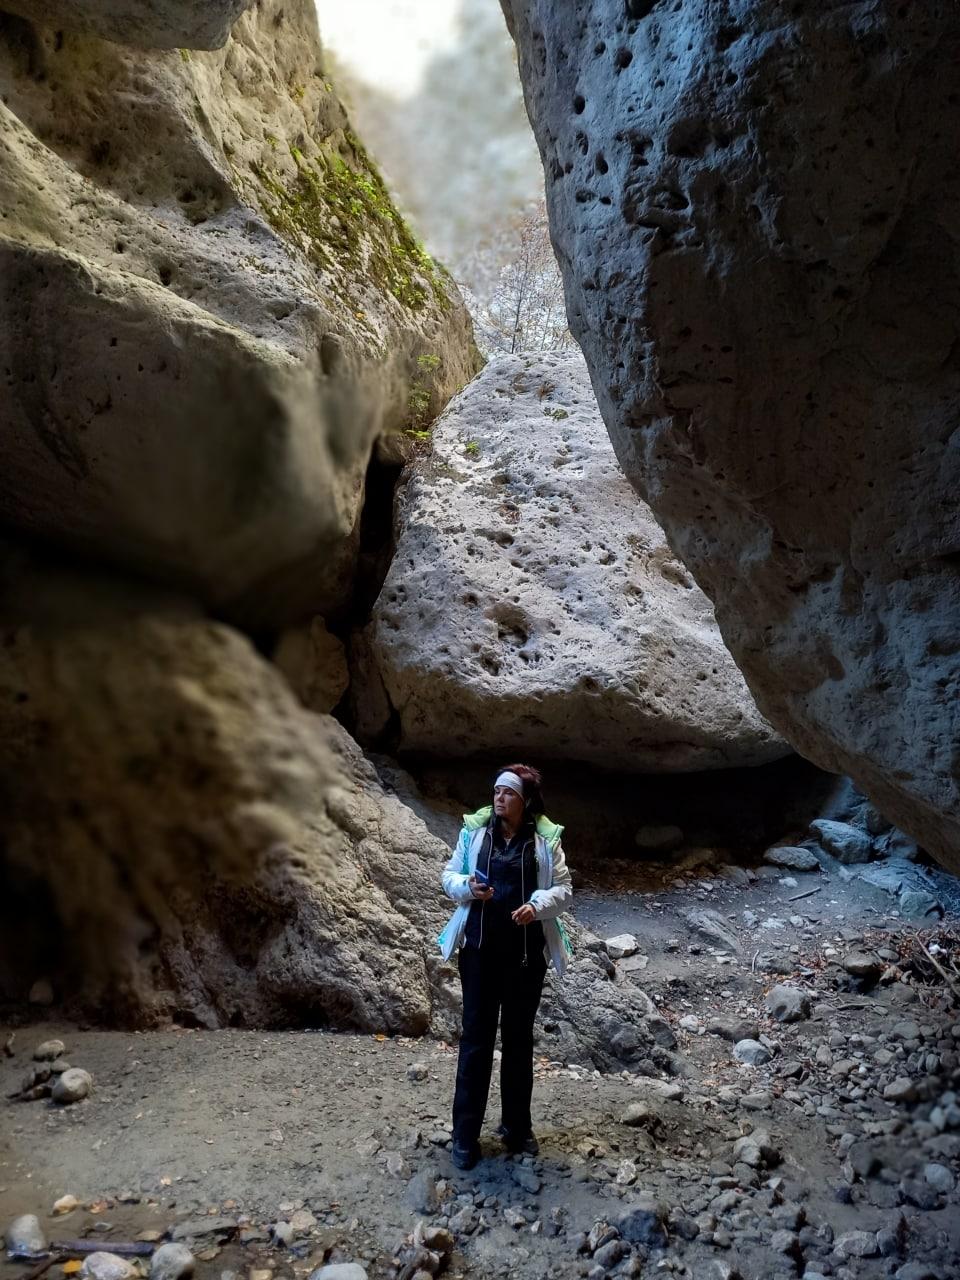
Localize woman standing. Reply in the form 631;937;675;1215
438;764;573;1170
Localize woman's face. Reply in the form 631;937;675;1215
493;784;525;827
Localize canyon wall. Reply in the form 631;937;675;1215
500;0;960;872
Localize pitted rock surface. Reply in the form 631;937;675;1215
500;0;960;869
363;352;785;770
0;0;477;627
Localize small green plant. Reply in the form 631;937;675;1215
179;48;191;63
465;440;480;457
291;83;306;102
417;353;441;372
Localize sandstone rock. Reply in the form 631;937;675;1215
81;1254;136;1280
0;2;254;49
605;934;639;960
273;619;349;714
364;352;785;769
0;0;477;629
52;1068;92;1104
0;606;455;1033
764;847;820;872
500;0;960;873
33;1039;66;1061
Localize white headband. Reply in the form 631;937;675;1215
495;771;525;798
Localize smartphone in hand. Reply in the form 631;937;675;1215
473;868;494;897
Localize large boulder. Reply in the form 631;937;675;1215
360;352;786;770
0;2;254;49
0;557;457;1032
500;1;960;871
0;0;477;627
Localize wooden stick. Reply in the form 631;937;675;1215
17;1255;60;1280
918;940;960;1004
787;887;821;902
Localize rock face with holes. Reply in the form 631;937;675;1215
0;558;458;1032
0;0;477;627
0;1;255;49
360;352;786;770
500;2;960;869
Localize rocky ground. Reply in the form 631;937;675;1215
3;856;959;1280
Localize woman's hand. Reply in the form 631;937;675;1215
511;903;537;926
468;876;494;901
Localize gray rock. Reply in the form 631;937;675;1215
764;846;820;871
406;1062;429;1082
707;1016;760;1044
621;1102;656;1129
765;984;811;1024
923;1161;955;1193
895;1265;945;1280
619;1197;667;1247
810;821;873;865
51;1068;93;1105
770;1230;798;1254
883;1078;917;1103
404;1170;440;1215
686;908;740;953
81;1254;136;1280
27;979;54;1006
900;1178;940;1210
593;1239;627;1269
5;1215;47;1257
499;0;960;878
732;1131;779;1169
835;1231;879;1259
734;1040;772;1066
898;890;943;918
308;1267;368;1280
843;952;883;980
150;1244;195;1280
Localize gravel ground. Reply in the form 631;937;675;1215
3;856;960;1280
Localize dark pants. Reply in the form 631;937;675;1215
452;944;547;1149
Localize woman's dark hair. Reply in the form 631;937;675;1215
498;763;545;816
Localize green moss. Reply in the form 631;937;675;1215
179;48;191;63
245;132;449;315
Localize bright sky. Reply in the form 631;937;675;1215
317;0;463;98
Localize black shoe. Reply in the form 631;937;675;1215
451;1142;480;1170
497;1125;539;1155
